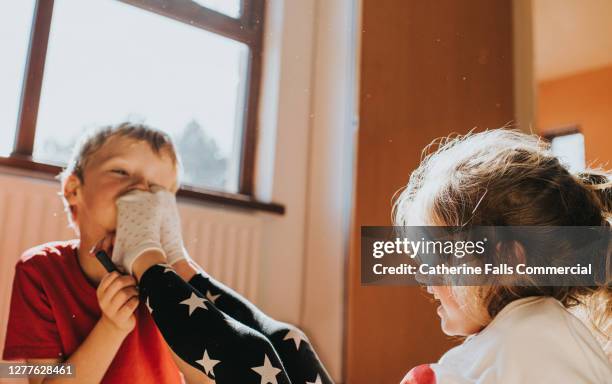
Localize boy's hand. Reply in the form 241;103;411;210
97;271;139;334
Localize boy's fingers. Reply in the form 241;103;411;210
100;276;136;308
116;297;139;322
104;276;137;304
97;271;120;298
108;286;139;315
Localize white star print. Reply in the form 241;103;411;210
306;374;323;384
179;293;207;316
251;354;281;384
159;263;174;273
195;349;220;378
145;297;153;313
283;328;307;350
206;290;221;303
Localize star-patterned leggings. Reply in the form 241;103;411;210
139;264;333;384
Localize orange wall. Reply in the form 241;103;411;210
538;65;612;168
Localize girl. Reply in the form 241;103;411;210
393;129;611;383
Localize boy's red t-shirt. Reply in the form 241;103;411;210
2;240;182;383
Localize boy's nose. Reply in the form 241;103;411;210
129;176;152;192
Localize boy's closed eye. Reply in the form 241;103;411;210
111;169;129;176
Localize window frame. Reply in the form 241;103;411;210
1;0;284;214
541;124;586;173
540;124;581;142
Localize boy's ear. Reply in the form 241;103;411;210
63;173;82;205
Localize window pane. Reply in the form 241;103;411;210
0;0;36;157
193;0;241;19
550;133;585;173
34;0;249;193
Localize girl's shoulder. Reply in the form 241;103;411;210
439;296;611;383
476;296;604;356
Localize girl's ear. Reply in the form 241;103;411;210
511;241;527;264
495;240;527;265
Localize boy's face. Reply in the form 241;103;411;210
65;136;178;241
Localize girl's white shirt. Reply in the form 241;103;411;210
430;296;612;383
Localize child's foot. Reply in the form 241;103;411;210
155;188;193;266
112;189;166;274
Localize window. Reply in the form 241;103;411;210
34;0;248;193
542;126;586;173
1;0;282;213
0;0;36;157
193;0;241;18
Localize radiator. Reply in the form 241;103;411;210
0;173;263;382
178;200;263;302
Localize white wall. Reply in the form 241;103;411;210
256;1;359;381
301;0;359;381
255;0;317;325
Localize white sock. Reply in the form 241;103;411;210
112;189;165;274
155;188;191;266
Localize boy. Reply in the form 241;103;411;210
2;123;184;383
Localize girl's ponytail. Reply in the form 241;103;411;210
577;170;612;225
573;170;612;361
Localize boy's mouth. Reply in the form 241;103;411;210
107;231;115;255
91;232;116;256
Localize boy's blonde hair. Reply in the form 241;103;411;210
393;129;611;342
58;122;181;227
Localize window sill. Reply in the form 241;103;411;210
0;155;285;215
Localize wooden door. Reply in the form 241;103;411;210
346;1;515;382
